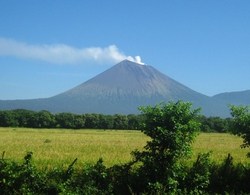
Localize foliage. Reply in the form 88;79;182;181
182;152;211;194
0;151;250;194
63;158;112;194
130;101;201;193
55;112;85;129
230;105;250;157
0;110;144;130
209;153;250;194
113;114;128;130
0;152;48;194
199;115;231;132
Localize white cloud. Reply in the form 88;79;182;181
0;37;145;65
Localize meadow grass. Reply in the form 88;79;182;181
193;132;249;164
0;127;148;169
0;127;249;169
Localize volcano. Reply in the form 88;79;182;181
0;60;234;116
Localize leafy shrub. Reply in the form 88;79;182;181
182;152;211;194
0;152;47;194
209;154;250;194
65;158;113;194
230;105;250;157
129;101;201;193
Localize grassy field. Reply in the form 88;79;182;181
192;133;249;164
0;127;148;169
0;127;249;169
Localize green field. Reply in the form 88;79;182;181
0;127;249;169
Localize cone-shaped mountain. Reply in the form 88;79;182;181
60;60;204;99
51;60;218;115
0;60;239;116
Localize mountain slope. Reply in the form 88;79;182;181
0;60;244;117
57;60;208;100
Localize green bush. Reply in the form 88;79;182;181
209;154;250;194
182;152;212;194
128;101;201;193
230;105;250;157
0;152;47;194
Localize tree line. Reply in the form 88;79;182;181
0;109;232;132
0;109;143;130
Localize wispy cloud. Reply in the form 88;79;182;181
0;37;144;65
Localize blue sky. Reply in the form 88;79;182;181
0;0;250;100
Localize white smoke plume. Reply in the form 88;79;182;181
0;37;145;65
134;56;145;65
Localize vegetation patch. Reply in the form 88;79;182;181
0;102;250;194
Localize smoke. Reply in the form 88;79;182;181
126;55;145;65
134;56;145;65
0;37;145;65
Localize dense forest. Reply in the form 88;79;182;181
0;109;231;132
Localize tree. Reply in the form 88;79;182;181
127;114;142;130
199;116;230;132
72;114;85;129
84;114;100;129
113;114;128;130
98;114;114;129
230;105;250;157
13;109;36;127
34;110;55;128
0;111;19;127
55;113;76;128
132;101;201;192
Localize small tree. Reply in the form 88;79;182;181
230;105;250;157
132;101;201;192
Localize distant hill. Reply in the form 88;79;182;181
0;60;249;117
213;90;250;105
